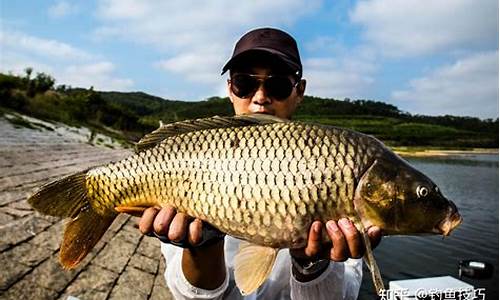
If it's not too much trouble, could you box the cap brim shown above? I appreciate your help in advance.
[221,48,300,75]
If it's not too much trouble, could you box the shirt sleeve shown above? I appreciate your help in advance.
[161,242,231,300]
[290,258,363,300]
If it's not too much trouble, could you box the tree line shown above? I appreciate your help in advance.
[0,69,497,147]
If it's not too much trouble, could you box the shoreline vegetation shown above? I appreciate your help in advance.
[1,69,498,151]
[394,147,498,157]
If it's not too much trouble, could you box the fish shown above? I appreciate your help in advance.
[28,114,462,296]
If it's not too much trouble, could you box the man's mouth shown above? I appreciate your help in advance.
[252,106,272,114]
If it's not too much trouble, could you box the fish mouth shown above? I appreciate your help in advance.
[437,201,462,236]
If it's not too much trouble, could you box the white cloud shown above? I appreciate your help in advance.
[301,33,381,100]
[48,1,79,19]
[350,0,498,57]
[156,51,222,84]
[305,36,340,53]
[61,62,133,91]
[0,51,54,77]
[391,51,499,119]
[94,0,322,89]
[0,30,133,91]
[303,54,377,99]
[0,31,92,61]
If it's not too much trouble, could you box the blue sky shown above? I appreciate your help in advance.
[1,0,498,119]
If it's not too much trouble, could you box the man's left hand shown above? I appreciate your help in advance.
[290,218,382,262]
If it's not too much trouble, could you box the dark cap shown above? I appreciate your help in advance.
[221,27,302,78]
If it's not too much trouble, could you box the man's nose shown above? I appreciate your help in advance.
[251,83,271,104]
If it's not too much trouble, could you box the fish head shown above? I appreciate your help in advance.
[354,156,462,236]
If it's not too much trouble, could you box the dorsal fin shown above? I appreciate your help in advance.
[135,114,287,152]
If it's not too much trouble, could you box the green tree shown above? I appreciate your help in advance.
[24,67,35,96]
[33,72,55,93]
[24,67,33,81]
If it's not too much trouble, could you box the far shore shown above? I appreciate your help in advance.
[393,147,499,157]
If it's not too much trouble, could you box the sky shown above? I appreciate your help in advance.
[1,0,498,119]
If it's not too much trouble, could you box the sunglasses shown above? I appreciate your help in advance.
[229,73,299,101]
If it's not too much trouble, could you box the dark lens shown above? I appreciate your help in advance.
[231,74,258,98]
[265,76,293,100]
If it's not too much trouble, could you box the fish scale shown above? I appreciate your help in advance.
[85,122,367,248]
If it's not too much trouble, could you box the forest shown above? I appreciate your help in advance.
[1,69,498,148]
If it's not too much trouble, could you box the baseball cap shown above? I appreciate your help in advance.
[221,28,302,78]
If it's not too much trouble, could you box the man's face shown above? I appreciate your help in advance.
[227,66,306,119]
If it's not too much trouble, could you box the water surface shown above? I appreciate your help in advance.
[359,154,499,299]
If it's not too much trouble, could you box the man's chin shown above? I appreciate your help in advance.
[252,109,273,115]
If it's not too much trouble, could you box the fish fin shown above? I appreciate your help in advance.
[351,218,385,295]
[60,207,115,269]
[28,170,89,218]
[28,170,116,269]
[115,206,148,217]
[135,114,287,152]
[234,241,279,296]
[361,230,385,295]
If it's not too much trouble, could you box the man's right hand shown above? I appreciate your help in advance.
[139,206,227,290]
[138,206,224,247]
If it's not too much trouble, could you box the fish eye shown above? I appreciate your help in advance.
[364,182,373,193]
[416,185,429,198]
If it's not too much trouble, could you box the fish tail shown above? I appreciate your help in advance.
[60,205,115,269]
[28,170,116,269]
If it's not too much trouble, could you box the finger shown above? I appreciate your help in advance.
[139,207,160,235]
[153,206,176,236]
[326,220,348,262]
[168,213,190,242]
[367,226,382,249]
[338,218,363,259]
[304,221,323,257]
[188,219,203,245]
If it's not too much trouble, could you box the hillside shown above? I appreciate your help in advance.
[1,71,498,148]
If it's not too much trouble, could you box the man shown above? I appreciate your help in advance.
[139,27,382,299]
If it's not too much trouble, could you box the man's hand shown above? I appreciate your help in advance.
[289,218,382,281]
[139,206,226,289]
[290,218,382,261]
[138,206,205,246]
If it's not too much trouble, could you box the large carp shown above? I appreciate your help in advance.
[28,114,462,295]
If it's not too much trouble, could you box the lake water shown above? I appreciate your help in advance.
[359,154,499,299]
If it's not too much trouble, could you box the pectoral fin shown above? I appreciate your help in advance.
[351,217,385,295]
[234,241,278,296]
[115,206,148,217]
[360,229,385,295]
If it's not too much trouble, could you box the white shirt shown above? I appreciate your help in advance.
[161,236,363,300]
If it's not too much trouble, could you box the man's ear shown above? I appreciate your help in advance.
[297,79,306,98]
[227,80,235,103]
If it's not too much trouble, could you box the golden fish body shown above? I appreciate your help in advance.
[87,121,375,248]
[28,114,462,295]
